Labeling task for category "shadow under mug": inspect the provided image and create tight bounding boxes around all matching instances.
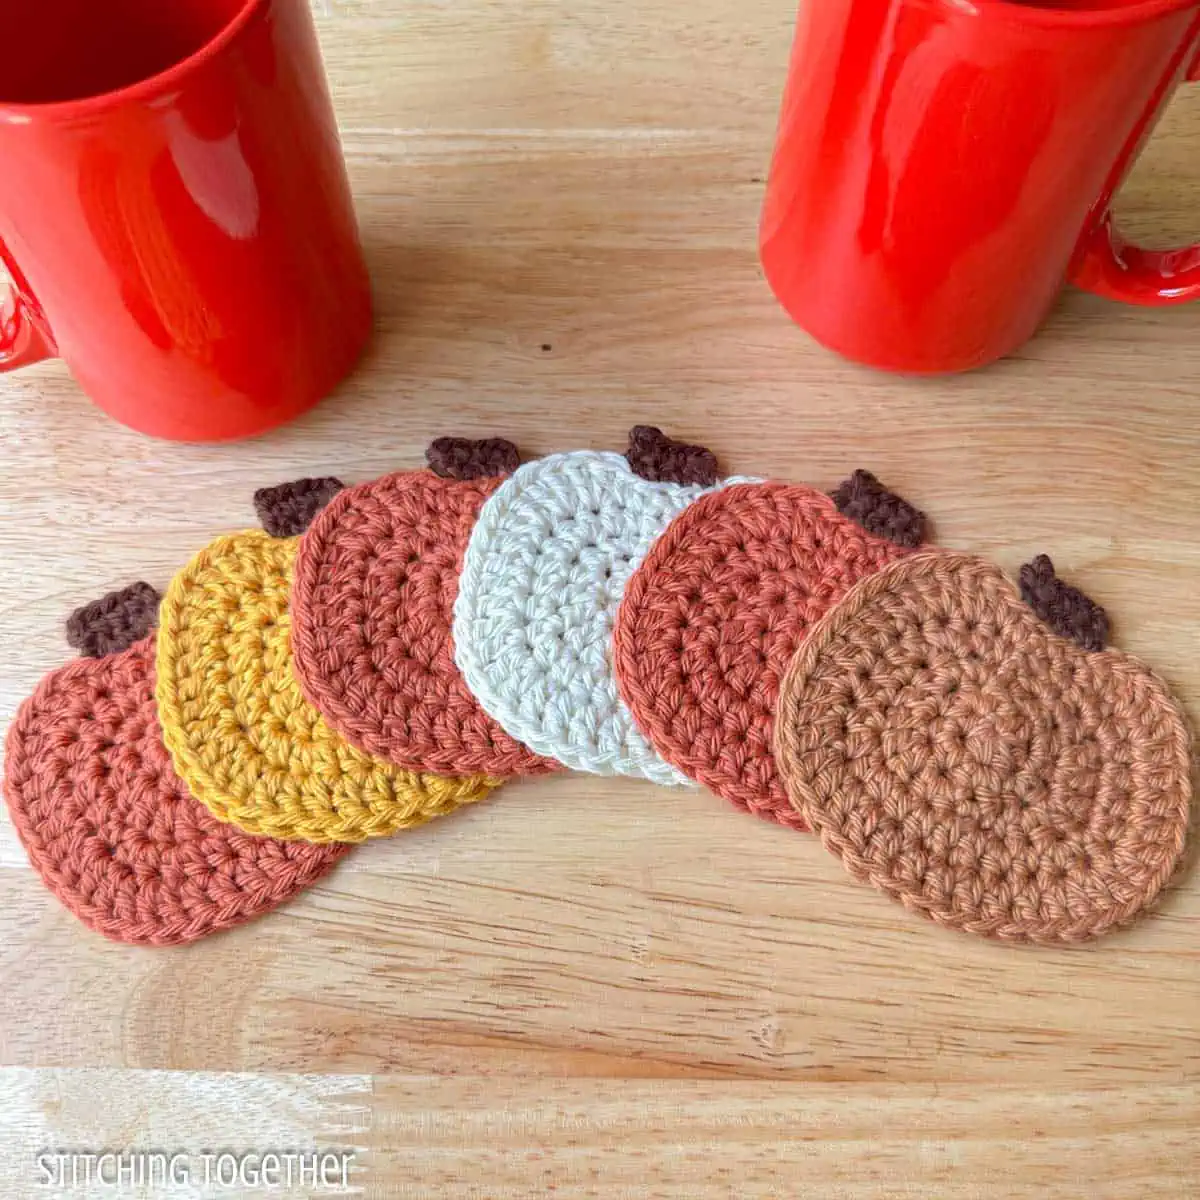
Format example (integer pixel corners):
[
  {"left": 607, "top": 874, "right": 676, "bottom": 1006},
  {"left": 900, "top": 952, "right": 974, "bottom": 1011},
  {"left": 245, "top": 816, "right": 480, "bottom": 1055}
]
[
  {"left": 0, "top": 0, "right": 372, "bottom": 440},
  {"left": 761, "top": 0, "right": 1200, "bottom": 372}
]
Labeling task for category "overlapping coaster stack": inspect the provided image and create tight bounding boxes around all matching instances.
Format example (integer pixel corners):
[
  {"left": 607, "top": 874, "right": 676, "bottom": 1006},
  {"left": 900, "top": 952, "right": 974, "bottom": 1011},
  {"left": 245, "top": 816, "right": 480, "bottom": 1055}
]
[{"left": 5, "top": 431, "right": 1192, "bottom": 947}]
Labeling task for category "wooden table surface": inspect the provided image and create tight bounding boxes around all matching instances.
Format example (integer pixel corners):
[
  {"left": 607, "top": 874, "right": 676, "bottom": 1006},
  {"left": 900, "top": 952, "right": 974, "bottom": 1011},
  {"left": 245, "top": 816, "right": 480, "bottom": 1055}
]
[{"left": 2, "top": 2, "right": 1199, "bottom": 1195}]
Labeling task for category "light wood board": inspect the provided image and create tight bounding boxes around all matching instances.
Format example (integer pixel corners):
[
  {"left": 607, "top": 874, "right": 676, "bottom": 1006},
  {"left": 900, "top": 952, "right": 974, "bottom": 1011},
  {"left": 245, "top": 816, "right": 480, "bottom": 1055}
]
[{"left": 1, "top": 1, "right": 1198, "bottom": 1195}]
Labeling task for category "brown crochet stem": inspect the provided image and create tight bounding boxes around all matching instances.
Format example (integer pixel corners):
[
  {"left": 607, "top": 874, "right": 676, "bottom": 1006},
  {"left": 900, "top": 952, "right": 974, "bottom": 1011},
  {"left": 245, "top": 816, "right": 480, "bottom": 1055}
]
[
  {"left": 66, "top": 582, "right": 161, "bottom": 658},
  {"left": 830, "top": 469, "right": 927, "bottom": 549},
  {"left": 254, "top": 477, "right": 345, "bottom": 538},
  {"left": 625, "top": 426, "right": 720, "bottom": 487},
  {"left": 1019, "top": 554, "right": 1109, "bottom": 652},
  {"left": 426, "top": 437, "right": 520, "bottom": 481}
]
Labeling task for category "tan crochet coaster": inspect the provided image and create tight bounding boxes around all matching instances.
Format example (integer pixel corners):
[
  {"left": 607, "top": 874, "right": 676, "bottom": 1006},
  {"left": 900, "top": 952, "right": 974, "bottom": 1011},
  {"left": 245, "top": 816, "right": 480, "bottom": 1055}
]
[{"left": 774, "top": 551, "right": 1192, "bottom": 944}]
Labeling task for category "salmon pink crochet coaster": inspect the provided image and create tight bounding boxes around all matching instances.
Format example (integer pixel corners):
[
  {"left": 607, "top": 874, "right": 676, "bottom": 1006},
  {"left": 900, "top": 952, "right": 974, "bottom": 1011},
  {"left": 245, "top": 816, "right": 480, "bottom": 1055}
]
[
  {"left": 613, "top": 477, "right": 926, "bottom": 824},
  {"left": 774, "top": 551, "right": 1191, "bottom": 944},
  {"left": 4, "top": 635, "right": 350, "bottom": 947},
  {"left": 290, "top": 440, "right": 559, "bottom": 777},
  {"left": 156, "top": 529, "right": 500, "bottom": 844},
  {"left": 453, "top": 431, "right": 747, "bottom": 784}
]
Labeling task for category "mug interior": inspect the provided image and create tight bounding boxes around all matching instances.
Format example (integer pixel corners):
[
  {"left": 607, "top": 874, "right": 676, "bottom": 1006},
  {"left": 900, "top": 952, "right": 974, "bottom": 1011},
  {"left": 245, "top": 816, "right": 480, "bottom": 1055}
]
[
  {"left": 0, "top": 0, "right": 252, "bottom": 106},
  {"left": 1009, "top": 0, "right": 1158, "bottom": 8},
  {"left": 997, "top": 0, "right": 1200, "bottom": 18}
]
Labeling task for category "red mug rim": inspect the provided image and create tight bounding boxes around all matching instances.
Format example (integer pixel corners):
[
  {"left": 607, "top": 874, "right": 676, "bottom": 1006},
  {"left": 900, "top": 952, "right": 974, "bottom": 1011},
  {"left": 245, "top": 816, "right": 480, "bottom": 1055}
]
[
  {"left": 0, "top": 0, "right": 1189, "bottom": 124},
  {"left": 0, "top": 0, "right": 269, "bottom": 123},
  {"left": 958, "top": 0, "right": 1199, "bottom": 27}
]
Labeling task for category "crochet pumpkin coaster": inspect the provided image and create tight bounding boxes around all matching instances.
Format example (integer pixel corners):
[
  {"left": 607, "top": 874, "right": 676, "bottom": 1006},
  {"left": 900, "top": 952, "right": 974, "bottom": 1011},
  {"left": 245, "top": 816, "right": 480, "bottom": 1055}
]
[
  {"left": 774, "top": 551, "right": 1191, "bottom": 944},
  {"left": 453, "top": 431, "right": 734, "bottom": 785},
  {"left": 613, "top": 477, "right": 925, "bottom": 823},
  {"left": 290, "top": 439, "right": 559, "bottom": 777},
  {"left": 4, "top": 597, "right": 350, "bottom": 946},
  {"left": 156, "top": 528, "right": 500, "bottom": 843}
]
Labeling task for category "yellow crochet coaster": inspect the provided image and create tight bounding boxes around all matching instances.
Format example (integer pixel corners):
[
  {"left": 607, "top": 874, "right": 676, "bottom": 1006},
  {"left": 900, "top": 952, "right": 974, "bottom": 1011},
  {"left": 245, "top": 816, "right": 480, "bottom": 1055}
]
[{"left": 155, "top": 530, "right": 500, "bottom": 843}]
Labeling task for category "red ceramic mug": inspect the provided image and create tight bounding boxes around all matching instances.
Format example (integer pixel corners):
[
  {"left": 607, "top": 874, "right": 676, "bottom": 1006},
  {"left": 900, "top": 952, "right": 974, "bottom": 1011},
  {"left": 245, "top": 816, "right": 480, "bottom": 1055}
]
[
  {"left": 760, "top": 0, "right": 1200, "bottom": 373},
  {"left": 0, "top": 0, "right": 372, "bottom": 440}
]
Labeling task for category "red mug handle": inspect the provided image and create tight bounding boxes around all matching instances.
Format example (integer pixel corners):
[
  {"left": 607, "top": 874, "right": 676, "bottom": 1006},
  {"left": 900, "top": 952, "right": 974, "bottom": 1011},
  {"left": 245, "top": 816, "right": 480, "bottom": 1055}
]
[
  {"left": 0, "top": 247, "right": 55, "bottom": 371},
  {"left": 1071, "top": 38, "right": 1200, "bottom": 306}
]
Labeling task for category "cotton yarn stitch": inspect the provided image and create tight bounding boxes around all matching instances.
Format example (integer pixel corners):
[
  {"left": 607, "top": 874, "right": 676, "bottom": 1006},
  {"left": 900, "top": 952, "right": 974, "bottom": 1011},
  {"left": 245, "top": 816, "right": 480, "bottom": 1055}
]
[
  {"left": 254, "top": 477, "right": 346, "bottom": 540},
  {"left": 830, "top": 469, "right": 927, "bottom": 550},
  {"left": 290, "top": 470, "right": 559, "bottom": 777},
  {"left": 453, "top": 451, "right": 726, "bottom": 784},
  {"left": 426, "top": 437, "right": 521, "bottom": 482},
  {"left": 613, "top": 481, "right": 911, "bottom": 823},
  {"left": 773, "top": 551, "right": 1192, "bottom": 944},
  {"left": 3, "top": 639, "right": 350, "bottom": 946},
  {"left": 156, "top": 531, "right": 499, "bottom": 843},
  {"left": 625, "top": 426, "right": 720, "bottom": 488},
  {"left": 1019, "top": 553, "right": 1110, "bottom": 652},
  {"left": 66, "top": 582, "right": 161, "bottom": 659}
]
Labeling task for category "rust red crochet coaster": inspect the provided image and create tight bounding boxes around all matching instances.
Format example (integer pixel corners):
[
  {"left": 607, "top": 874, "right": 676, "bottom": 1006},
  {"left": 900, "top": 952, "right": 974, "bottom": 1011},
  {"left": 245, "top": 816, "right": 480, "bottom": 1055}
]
[
  {"left": 291, "top": 447, "right": 560, "bottom": 777},
  {"left": 4, "top": 638, "right": 350, "bottom": 947},
  {"left": 774, "top": 551, "right": 1192, "bottom": 944},
  {"left": 613, "top": 480, "right": 920, "bottom": 826}
]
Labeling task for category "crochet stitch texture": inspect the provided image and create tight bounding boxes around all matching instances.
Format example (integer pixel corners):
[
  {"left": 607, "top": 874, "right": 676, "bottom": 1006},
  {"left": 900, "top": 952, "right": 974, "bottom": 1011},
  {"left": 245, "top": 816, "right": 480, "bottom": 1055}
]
[
  {"left": 254, "top": 477, "right": 346, "bottom": 540},
  {"left": 613, "top": 481, "right": 910, "bottom": 823},
  {"left": 155, "top": 531, "right": 499, "bottom": 843},
  {"left": 66, "top": 582, "right": 160, "bottom": 658},
  {"left": 4, "top": 638, "right": 350, "bottom": 945},
  {"left": 774, "top": 551, "right": 1191, "bottom": 944},
  {"left": 290, "top": 470, "right": 559, "bottom": 776},
  {"left": 453, "top": 451, "right": 716, "bottom": 784}
]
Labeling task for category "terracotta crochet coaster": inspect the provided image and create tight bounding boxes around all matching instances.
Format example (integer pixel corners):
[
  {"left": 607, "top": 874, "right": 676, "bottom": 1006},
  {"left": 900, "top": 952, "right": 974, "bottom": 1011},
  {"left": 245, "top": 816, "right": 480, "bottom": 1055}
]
[
  {"left": 290, "top": 440, "right": 558, "bottom": 777},
  {"left": 156, "top": 528, "right": 500, "bottom": 843},
  {"left": 453, "top": 431, "right": 739, "bottom": 784},
  {"left": 4, "top": 618, "right": 350, "bottom": 946},
  {"left": 613, "top": 478, "right": 924, "bottom": 824},
  {"left": 774, "top": 551, "right": 1192, "bottom": 944}
]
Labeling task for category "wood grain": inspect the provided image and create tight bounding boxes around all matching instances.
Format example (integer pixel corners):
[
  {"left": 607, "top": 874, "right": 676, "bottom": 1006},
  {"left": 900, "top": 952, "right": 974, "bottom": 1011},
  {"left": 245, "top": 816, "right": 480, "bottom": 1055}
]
[{"left": 1, "top": 0, "right": 1198, "bottom": 1194}]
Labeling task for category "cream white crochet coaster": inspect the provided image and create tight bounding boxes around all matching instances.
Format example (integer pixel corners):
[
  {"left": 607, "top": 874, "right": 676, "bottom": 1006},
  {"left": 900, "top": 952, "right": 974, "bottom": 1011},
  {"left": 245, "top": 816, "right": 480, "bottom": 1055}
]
[{"left": 454, "top": 448, "right": 722, "bottom": 784}]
